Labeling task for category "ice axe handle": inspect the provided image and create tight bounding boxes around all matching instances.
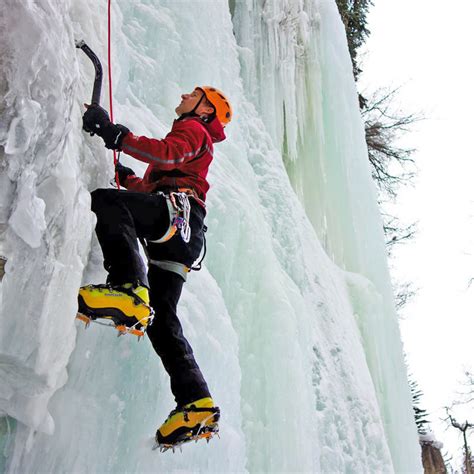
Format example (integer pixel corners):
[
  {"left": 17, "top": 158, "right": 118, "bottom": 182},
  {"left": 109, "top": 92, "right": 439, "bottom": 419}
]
[{"left": 75, "top": 40, "right": 103, "bottom": 106}]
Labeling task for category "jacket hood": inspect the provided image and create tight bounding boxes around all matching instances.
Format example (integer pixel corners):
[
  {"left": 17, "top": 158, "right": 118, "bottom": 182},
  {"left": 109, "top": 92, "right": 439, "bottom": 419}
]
[
  {"left": 178, "top": 115, "right": 227, "bottom": 143},
  {"left": 203, "top": 116, "right": 227, "bottom": 143}
]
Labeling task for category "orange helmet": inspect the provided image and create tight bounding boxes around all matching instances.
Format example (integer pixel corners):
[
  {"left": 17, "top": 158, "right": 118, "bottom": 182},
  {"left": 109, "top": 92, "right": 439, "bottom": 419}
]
[{"left": 198, "top": 86, "right": 233, "bottom": 127}]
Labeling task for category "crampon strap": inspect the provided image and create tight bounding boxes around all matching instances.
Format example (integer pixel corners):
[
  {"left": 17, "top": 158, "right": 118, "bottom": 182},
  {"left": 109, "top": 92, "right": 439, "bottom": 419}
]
[
  {"left": 173, "top": 405, "right": 220, "bottom": 415},
  {"left": 168, "top": 405, "right": 220, "bottom": 423},
  {"left": 184, "top": 406, "right": 219, "bottom": 422}
]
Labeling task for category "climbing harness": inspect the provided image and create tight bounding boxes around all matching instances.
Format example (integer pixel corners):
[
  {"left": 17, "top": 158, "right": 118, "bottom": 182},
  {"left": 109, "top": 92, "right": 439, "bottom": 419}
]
[
  {"left": 137, "top": 189, "right": 208, "bottom": 280},
  {"left": 139, "top": 190, "right": 193, "bottom": 281}
]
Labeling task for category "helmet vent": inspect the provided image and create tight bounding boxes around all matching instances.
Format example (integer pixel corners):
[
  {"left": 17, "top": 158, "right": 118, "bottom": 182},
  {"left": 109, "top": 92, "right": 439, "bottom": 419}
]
[{"left": 200, "top": 86, "right": 232, "bottom": 125}]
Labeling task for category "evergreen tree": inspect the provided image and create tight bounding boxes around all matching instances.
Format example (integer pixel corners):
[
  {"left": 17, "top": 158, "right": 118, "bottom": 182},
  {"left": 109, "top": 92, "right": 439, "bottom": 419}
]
[
  {"left": 409, "top": 377, "right": 430, "bottom": 435},
  {"left": 335, "top": 0, "right": 373, "bottom": 79}
]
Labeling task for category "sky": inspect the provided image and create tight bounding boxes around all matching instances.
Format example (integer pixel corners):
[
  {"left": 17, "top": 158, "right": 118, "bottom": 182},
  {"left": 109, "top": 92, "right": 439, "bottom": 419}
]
[{"left": 359, "top": 0, "right": 474, "bottom": 466}]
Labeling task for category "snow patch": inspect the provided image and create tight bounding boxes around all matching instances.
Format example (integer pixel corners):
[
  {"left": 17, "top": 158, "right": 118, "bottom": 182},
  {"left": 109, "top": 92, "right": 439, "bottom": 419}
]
[
  {"left": 8, "top": 170, "right": 46, "bottom": 248},
  {"left": 420, "top": 432, "right": 444, "bottom": 450}
]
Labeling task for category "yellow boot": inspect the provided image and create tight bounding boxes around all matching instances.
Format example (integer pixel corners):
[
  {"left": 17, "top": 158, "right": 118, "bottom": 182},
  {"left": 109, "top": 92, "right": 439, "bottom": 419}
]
[
  {"left": 155, "top": 397, "right": 220, "bottom": 449},
  {"left": 78, "top": 283, "right": 153, "bottom": 330}
]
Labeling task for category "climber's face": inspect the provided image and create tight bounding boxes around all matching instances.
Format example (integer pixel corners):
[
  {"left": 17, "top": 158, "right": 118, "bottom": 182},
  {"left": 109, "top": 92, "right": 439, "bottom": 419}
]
[{"left": 175, "top": 88, "right": 214, "bottom": 117}]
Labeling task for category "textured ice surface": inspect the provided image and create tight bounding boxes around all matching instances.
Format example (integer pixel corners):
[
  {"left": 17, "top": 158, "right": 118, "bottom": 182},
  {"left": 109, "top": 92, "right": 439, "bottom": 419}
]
[{"left": 0, "top": 0, "right": 421, "bottom": 472}]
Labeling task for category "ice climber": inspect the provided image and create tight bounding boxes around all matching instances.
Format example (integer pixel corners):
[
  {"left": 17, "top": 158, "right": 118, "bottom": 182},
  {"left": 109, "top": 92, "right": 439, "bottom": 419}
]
[{"left": 77, "top": 86, "right": 232, "bottom": 449}]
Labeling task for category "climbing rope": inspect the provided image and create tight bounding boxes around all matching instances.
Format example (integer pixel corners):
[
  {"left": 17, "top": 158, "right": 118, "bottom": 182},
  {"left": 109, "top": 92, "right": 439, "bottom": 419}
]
[{"left": 107, "top": 0, "right": 120, "bottom": 189}]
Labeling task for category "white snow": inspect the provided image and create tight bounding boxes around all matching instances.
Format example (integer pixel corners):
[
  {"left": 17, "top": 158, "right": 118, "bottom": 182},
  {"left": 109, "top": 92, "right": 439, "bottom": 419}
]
[
  {"left": 8, "top": 170, "right": 46, "bottom": 249},
  {"left": 420, "top": 432, "right": 444, "bottom": 451},
  {"left": 0, "top": 0, "right": 422, "bottom": 472}
]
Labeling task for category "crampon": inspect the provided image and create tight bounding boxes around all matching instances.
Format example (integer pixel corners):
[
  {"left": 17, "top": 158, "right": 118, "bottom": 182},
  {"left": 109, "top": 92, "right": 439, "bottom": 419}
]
[
  {"left": 152, "top": 417, "right": 219, "bottom": 453},
  {"left": 76, "top": 312, "right": 152, "bottom": 339}
]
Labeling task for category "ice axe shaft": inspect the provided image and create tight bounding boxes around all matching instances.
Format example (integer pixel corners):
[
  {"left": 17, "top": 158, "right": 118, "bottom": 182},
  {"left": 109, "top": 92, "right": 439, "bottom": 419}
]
[{"left": 75, "top": 39, "right": 103, "bottom": 106}]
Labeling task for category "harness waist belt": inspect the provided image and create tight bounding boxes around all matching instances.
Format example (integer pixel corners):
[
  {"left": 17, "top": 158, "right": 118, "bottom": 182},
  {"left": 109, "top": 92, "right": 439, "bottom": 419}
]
[
  {"left": 149, "top": 259, "right": 190, "bottom": 281},
  {"left": 154, "top": 186, "right": 206, "bottom": 208}
]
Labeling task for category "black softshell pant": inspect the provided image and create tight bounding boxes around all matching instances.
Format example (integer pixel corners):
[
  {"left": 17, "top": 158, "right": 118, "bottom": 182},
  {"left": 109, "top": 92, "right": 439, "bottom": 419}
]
[{"left": 91, "top": 188, "right": 211, "bottom": 406}]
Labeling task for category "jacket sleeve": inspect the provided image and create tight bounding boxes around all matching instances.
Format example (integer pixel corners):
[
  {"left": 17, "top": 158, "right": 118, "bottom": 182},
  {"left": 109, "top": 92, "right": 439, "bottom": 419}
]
[
  {"left": 120, "top": 122, "right": 206, "bottom": 171},
  {"left": 122, "top": 174, "right": 143, "bottom": 191}
]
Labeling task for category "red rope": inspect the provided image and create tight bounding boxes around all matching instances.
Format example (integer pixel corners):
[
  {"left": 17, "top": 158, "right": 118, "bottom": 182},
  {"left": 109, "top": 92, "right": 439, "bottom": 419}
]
[{"left": 108, "top": 0, "right": 120, "bottom": 189}]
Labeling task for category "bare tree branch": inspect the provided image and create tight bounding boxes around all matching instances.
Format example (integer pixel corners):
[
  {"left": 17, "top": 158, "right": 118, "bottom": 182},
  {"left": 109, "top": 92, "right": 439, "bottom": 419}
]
[{"left": 444, "top": 407, "right": 474, "bottom": 473}]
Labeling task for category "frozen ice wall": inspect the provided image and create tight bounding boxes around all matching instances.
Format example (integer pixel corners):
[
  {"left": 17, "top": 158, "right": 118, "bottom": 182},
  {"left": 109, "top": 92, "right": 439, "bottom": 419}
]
[
  {"left": 232, "top": 0, "right": 422, "bottom": 471},
  {"left": 0, "top": 0, "right": 94, "bottom": 435},
  {"left": 0, "top": 0, "right": 421, "bottom": 473}
]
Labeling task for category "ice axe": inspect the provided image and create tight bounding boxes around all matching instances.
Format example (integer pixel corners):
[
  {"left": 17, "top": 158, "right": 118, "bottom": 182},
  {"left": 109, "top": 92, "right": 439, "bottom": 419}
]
[{"left": 75, "top": 39, "right": 103, "bottom": 106}]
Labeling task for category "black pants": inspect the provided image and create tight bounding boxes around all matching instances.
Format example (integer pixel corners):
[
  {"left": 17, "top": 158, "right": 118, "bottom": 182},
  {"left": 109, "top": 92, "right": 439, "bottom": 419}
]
[{"left": 91, "top": 188, "right": 211, "bottom": 406}]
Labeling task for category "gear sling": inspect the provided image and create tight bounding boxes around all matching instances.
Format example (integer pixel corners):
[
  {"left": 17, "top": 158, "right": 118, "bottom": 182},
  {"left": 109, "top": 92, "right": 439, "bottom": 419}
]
[{"left": 141, "top": 188, "right": 206, "bottom": 282}]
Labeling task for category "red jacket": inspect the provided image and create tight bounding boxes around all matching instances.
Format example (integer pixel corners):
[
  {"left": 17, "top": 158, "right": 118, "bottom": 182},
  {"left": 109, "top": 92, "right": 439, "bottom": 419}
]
[{"left": 121, "top": 116, "right": 226, "bottom": 202}]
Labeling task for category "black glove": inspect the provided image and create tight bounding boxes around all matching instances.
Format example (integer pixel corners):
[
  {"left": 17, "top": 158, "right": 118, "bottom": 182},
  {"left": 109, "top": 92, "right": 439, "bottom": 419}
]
[
  {"left": 115, "top": 162, "right": 135, "bottom": 185},
  {"left": 82, "top": 105, "right": 130, "bottom": 150}
]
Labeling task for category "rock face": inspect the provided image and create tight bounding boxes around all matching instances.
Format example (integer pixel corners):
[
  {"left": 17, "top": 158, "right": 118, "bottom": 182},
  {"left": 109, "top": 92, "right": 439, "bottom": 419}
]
[
  {"left": 0, "top": 256, "right": 5, "bottom": 281},
  {"left": 421, "top": 441, "right": 447, "bottom": 474}
]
